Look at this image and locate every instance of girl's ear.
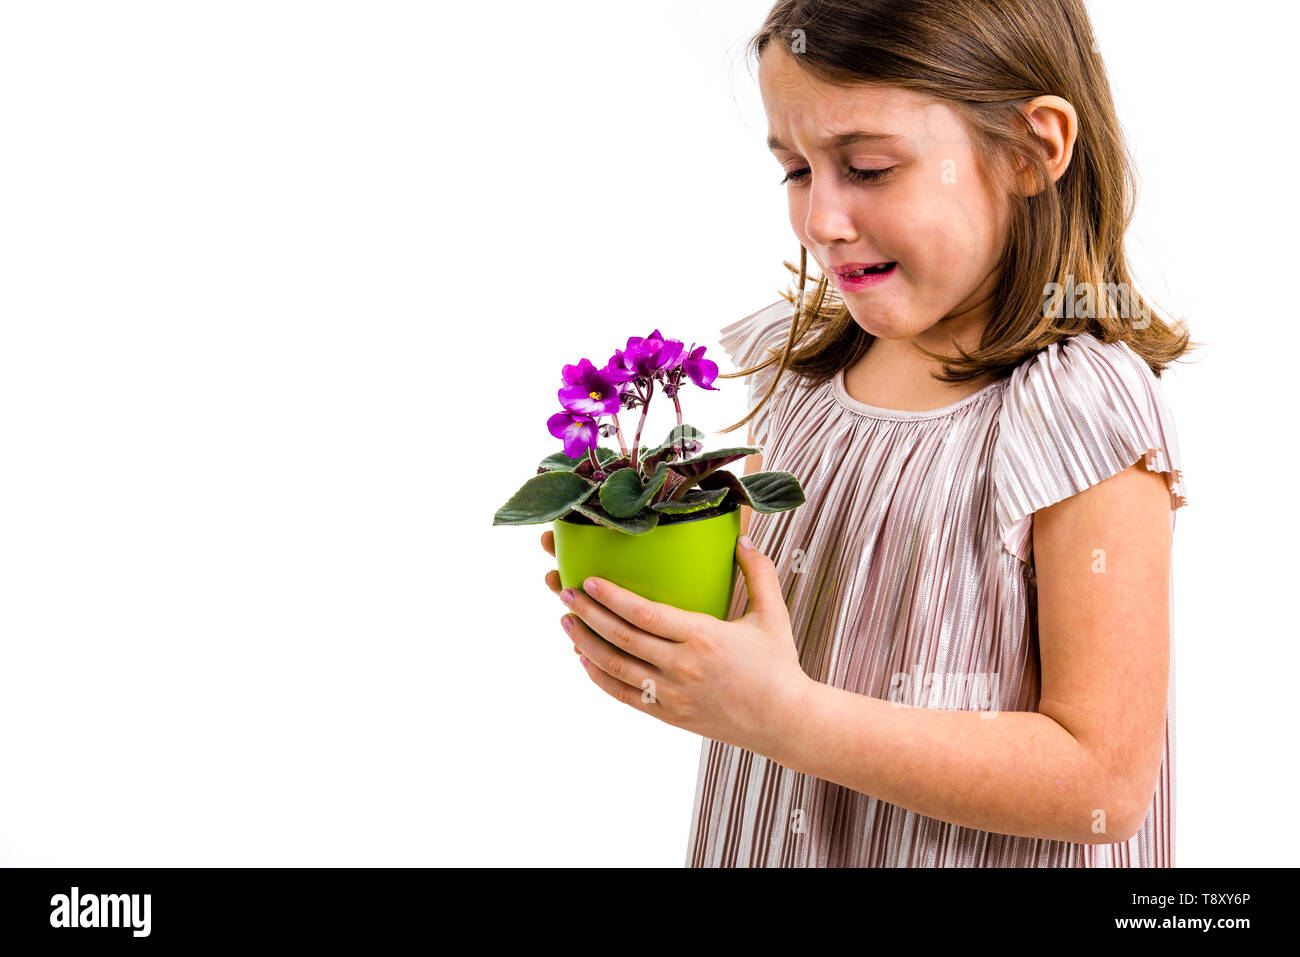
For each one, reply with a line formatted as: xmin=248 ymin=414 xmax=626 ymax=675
xmin=1014 ymin=95 xmax=1079 ymax=196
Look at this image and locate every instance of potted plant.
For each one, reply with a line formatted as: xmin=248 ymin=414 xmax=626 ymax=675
xmin=492 ymin=329 xmax=806 ymax=620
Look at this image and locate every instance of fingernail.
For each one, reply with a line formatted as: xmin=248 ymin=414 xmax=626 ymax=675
xmin=560 ymin=588 xmax=575 ymax=605
xmin=738 ymin=534 xmax=755 ymax=551
xmin=584 ymin=578 xmax=599 ymax=595
xmin=580 ymin=655 xmax=590 ymax=668
xmin=561 ymin=615 xmax=574 ymax=632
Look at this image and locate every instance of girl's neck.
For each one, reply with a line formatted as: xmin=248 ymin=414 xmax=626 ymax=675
xmin=842 ymin=303 xmax=1000 ymax=413
xmin=842 ymin=341 xmax=1003 ymax=413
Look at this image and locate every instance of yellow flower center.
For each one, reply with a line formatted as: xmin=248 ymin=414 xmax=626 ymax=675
xmin=589 ymin=390 xmax=602 ymax=400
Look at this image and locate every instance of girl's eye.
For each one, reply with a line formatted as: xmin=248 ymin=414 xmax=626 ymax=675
xmin=779 ymin=166 xmax=895 ymax=186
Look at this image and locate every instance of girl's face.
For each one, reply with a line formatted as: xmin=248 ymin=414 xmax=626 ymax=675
xmin=759 ymin=45 xmax=1011 ymax=343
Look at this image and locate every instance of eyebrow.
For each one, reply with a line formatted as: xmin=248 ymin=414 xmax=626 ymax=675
xmin=767 ymin=131 xmax=904 ymax=151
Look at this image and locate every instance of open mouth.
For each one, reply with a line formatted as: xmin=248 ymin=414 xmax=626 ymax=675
xmin=841 ymin=262 xmax=896 ymax=278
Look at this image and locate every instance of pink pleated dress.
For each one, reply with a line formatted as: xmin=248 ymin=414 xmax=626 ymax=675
xmin=686 ymin=295 xmax=1187 ymax=867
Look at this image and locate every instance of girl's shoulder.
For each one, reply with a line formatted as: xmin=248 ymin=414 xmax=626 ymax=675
xmin=717 ymin=296 xmax=799 ymax=370
xmin=992 ymin=332 xmax=1188 ymax=563
xmin=717 ymin=297 xmax=804 ymax=447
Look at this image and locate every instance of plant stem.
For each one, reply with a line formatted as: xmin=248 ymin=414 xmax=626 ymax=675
xmin=672 ymin=392 xmax=684 ymax=458
xmin=630 ymin=379 xmax=652 ymax=472
xmin=666 ymin=463 xmax=721 ymax=502
xmin=612 ymin=413 xmax=628 ymax=457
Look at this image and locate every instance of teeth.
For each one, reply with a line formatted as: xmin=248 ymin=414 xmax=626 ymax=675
xmin=845 ymin=263 xmax=891 ymax=277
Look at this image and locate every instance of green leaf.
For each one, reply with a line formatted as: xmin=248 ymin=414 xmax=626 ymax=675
xmin=570 ymin=500 xmax=661 ymax=535
xmin=650 ymin=486 xmax=729 ymax=514
xmin=493 ymin=470 xmax=597 ymax=525
xmin=665 ymin=446 xmax=761 ymax=487
xmin=643 ymin=424 xmax=706 ymax=463
xmin=536 ymin=446 xmax=621 ymax=473
xmin=740 ymin=470 xmax=806 ymax=514
xmin=697 ymin=468 xmax=749 ymax=506
xmin=598 ymin=462 xmax=670 ymax=518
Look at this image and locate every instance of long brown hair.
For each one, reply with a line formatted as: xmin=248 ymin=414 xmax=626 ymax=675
xmin=718 ymin=0 xmax=1200 ymax=439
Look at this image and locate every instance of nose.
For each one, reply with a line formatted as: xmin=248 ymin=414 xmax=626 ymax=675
xmin=802 ymin=173 xmax=859 ymax=248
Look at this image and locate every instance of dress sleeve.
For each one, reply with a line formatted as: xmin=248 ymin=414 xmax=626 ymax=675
xmin=716 ymin=298 xmax=799 ymax=448
xmin=991 ymin=332 xmax=1189 ymax=564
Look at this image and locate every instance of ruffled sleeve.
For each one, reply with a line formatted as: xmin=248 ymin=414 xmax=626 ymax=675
xmin=992 ymin=332 xmax=1189 ymax=564
xmin=717 ymin=298 xmax=800 ymax=448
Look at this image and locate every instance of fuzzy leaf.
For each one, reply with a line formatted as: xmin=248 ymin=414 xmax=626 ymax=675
xmin=642 ymin=424 xmax=707 ymax=467
xmin=494 ymin=470 xmax=597 ymax=525
xmin=666 ymin=446 xmax=762 ymax=483
xmin=740 ymin=470 xmax=806 ymax=514
xmin=651 ymin=486 xmax=729 ymax=514
xmin=698 ymin=468 xmax=750 ymax=506
xmin=598 ymin=462 xmax=670 ymax=518
xmin=570 ymin=499 xmax=661 ymax=535
xmin=537 ymin=446 xmax=621 ymax=473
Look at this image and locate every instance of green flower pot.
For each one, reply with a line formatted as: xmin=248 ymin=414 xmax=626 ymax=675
xmin=552 ymin=503 xmax=742 ymax=623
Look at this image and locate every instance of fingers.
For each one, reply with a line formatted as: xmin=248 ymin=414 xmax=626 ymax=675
xmin=578 ymin=576 xmax=694 ymax=642
xmin=541 ymin=530 xmax=561 ymax=595
xmin=541 ymin=529 xmax=578 ymax=652
xmin=564 ymin=613 xmax=661 ymax=693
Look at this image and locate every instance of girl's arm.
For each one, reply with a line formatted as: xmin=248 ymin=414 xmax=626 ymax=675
xmin=766 ymin=458 xmax=1172 ymax=845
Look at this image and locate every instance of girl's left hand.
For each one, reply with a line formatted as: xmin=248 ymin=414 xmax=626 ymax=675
xmin=554 ymin=535 xmax=812 ymax=756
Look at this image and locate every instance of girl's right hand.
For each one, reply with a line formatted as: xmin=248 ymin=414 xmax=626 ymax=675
xmin=541 ymin=530 xmax=583 ymax=655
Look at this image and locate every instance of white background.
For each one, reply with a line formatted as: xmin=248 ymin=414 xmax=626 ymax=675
xmin=0 ymin=0 xmax=1293 ymax=866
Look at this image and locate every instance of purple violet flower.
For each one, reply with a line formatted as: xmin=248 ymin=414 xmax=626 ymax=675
xmin=682 ymin=345 xmax=719 ymax=391
xmin=558 ymin=358 xmax=624 ymax=416
xmin=612 ymin=330 xmax=685 ymax=380
xmin=547 ymin=410 xmax=599 ymax=459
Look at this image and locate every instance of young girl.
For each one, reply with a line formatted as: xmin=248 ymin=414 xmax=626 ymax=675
xmin=544 ymin=0 xmax=1194 ymax=867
